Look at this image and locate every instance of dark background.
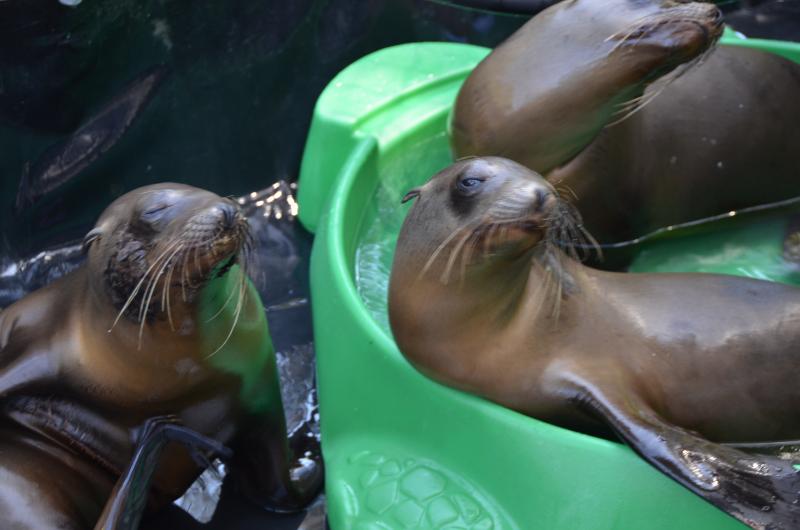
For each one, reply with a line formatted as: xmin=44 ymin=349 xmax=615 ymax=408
xmin=0 ymin=0 xmax=797 ymax=528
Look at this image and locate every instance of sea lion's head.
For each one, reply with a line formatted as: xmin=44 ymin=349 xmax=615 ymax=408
xmin=390 ymin=157 xmax=589 ymax=377
xmin=396 ymin=157 xmax=586 ymax=285
xmin=451 ymin=0 xmax=724 ymax=174
xmin=82 ymin=183 xmax=249 ymax=324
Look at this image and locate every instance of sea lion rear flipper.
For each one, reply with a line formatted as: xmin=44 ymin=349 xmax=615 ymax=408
xmin=94 ymin=416 xmax=232 ymax=530
xmin=552 ymin=371 xmax=800 ymax=530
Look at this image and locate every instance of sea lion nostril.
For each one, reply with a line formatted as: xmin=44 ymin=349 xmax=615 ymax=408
xmin=218 ymin=203 xmax=238 ymax=228
xmin=533 ymin=188 xmax=550 ymax=210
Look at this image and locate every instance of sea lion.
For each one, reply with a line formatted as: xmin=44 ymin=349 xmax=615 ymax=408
xmin=0 ymin=183 xmax=322 ymax=529
xmin=451 ymin=0 xmax=800 ymax=245
xmin=389 ymin=157 xmax=800 ymax=529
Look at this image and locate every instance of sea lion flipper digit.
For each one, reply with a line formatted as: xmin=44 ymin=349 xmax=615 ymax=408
xmin=94 ymin=416 xmax=232 ymax=530
xmin=556 ymin=371 xmax=800 ymax=528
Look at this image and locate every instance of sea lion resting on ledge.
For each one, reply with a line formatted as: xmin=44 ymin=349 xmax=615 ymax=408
xmin=0 ymin=183 xmax=321 ymax=529
xmin=390 ymin=157 xmax=800 ymax=529
xmin=451 ymin=0 xmax=800 ymax=246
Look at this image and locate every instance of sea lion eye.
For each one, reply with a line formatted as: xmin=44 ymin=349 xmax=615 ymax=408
xmin=82 ymin=227 xmax=103 ymax=253
xmin=143 ymin=204 xmax=170 ymax=217
xmin=457 ymin=177 xmax=484 ymax=193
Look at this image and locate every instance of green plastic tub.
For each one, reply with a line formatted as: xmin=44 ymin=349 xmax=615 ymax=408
xmin=297 ymin=32 xmax=800 ymax=530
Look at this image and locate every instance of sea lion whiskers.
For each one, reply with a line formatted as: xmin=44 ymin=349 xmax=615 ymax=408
xmin=162 ymin=247 xmax=179 ymax=331
xmin=204 ymin=266 xmax=248 ymax=359
xmin=109 ymin=238 xmax=183 ymax=333
xmin=139 ymin=240 xmax=185 ymax=324
xmin=179 ymin=229 xmax=207 ymax=299
xmin=138 ymin=241 xmax=187 ymax=349
xmin=418 ymin=220 xmax=481 ymax=281
xmin=180 ymin=234 xmax=196 ymax=302
xmin=609 ymin=90 xmax=663 ymax=126
xmin=545 ymin=199 xmax=600 ymax=262
xmin=554 ymin=184 xmax=578 ymax=203
xmin=603 ymin=6 xmax=722 ymax=127
xmin=441 ymin=224 xmax=481 ymax=284
xmin=227 ymin=219 xmax=253 ymax=283
xmin=606 ymin=45 xmax=712 ymax=128
xmin=458 ymin=228 xmax=484 ymax=287
xmin=204 ymin=267 xmax=243 ymax=323
xmin=606 ymin=4 xmax=720 ymax=52
xmin=191 ymin=237 xmax=204 ymax=278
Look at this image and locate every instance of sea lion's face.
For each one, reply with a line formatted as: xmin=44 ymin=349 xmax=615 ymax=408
xmin=83 ymin=183 xmax=248 ymax=321
xmin=401 ymin=157 xmax=560 ymax=281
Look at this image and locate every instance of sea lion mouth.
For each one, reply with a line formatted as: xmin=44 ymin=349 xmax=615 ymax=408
xmin=180 ymin=205 xmax=250 ymax=281
xmin=213 ymin=253 xmax=239 ymax=280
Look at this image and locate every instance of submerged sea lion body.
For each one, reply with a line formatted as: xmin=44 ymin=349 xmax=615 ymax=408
xmin=389 ymin=157 xmax=800 ymax=529
xmin=451 ymin=0 xmax=800 ymax=244
xmin=0 ymin=184 xmax=321 ymax=529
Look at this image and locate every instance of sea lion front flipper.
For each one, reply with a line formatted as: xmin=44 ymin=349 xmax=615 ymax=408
xmin=94 ymin=416 xmax=232 ymax=530
xmin=232 ymin=409 xmax=323 ymax=513
xmin=230 ymin=356 xmax=323 ymax=513
xmin=0 ymin=310 xmax=58 ymax=397
xmin=549 ymin=370 xmax=800 ymax=530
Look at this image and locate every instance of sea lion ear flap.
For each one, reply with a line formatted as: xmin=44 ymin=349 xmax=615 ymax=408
xmin=82 ymin=227 xmax=103 ymax=254
xmin=401 ymin=188 xmax=421 ymax=204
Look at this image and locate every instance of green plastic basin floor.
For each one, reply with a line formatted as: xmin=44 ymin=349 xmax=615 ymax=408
xmin=297 ymin=31 xmax=800 ymax=530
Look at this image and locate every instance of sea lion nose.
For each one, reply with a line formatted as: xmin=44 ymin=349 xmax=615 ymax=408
xmin=710 ymin=6 xmax=723 ymax=26
xmin=217 ymin=202 xmax=240 ymax=229
xmin=532 ymin=187 xmax=553 ymax=212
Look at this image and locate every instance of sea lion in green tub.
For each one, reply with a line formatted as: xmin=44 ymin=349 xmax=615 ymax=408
xmin=451 ymin=0 xmax=800 ymax=246
xmin=390 ymin=157 xmax=800 ymax=529
xmin=0 ymin=183 xmax=321 ymax=529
